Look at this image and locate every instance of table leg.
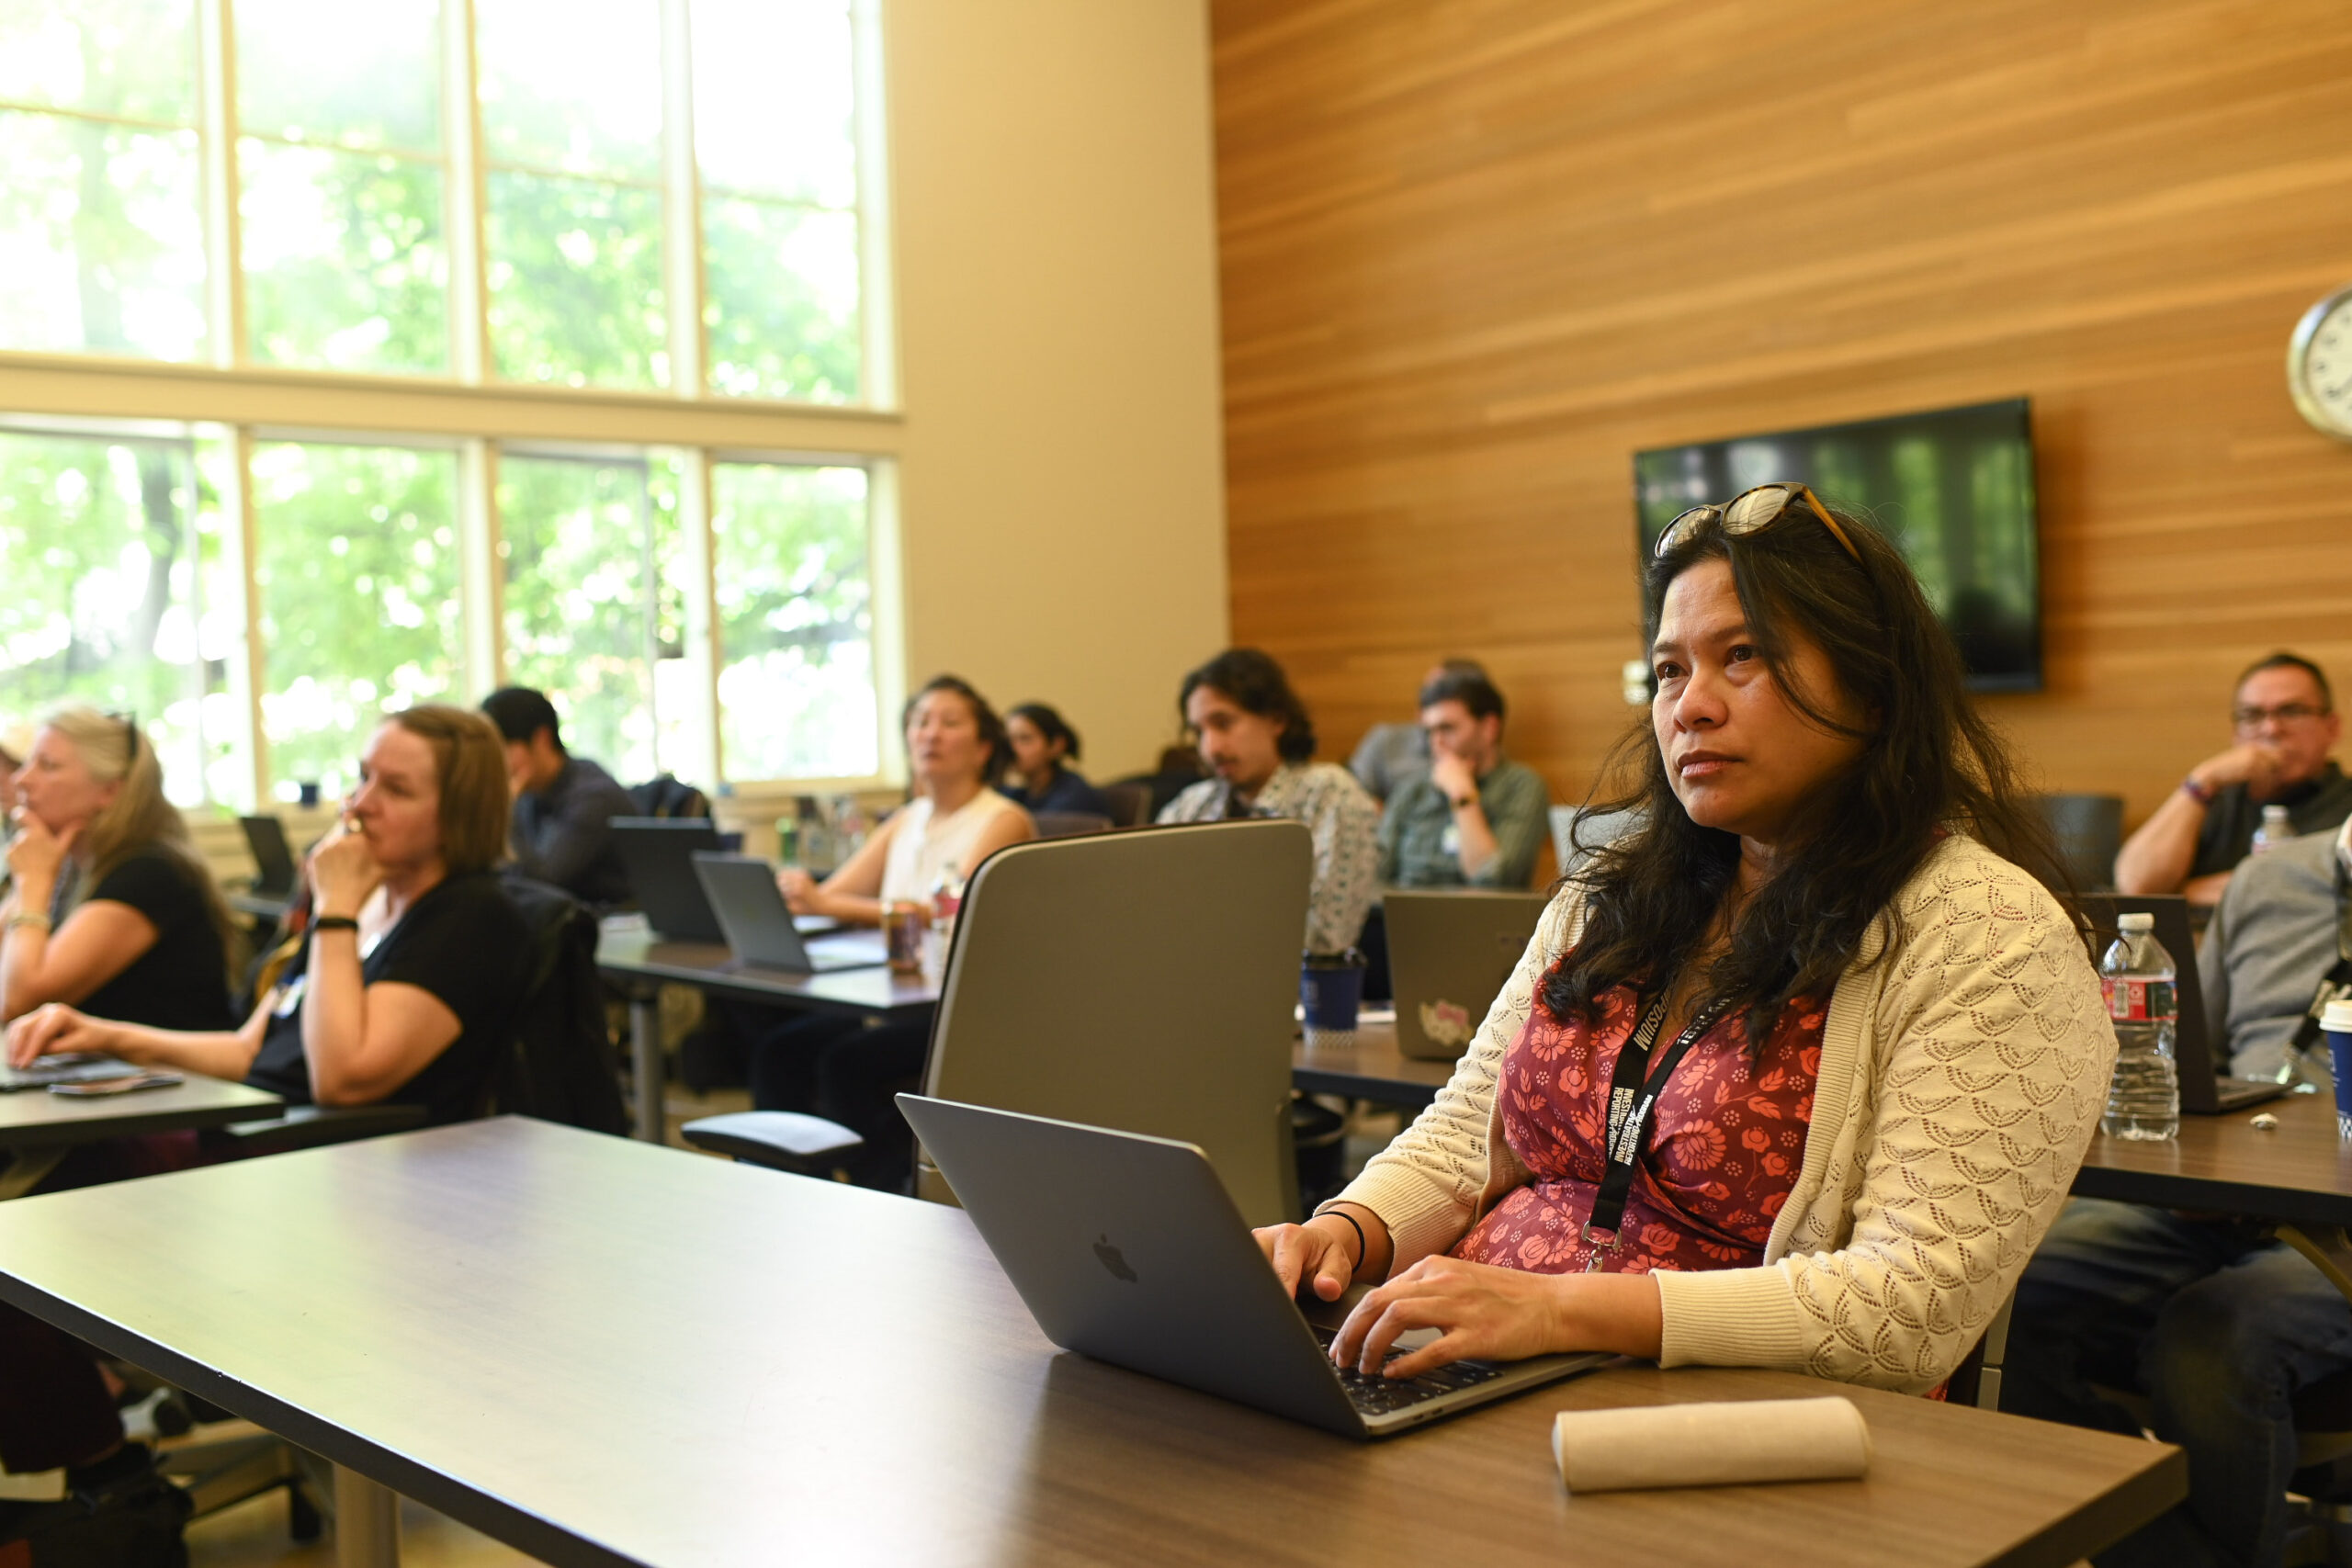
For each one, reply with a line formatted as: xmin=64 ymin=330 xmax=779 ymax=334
xmin=630 ymin=994 xmax=663 ymax=1144
xmin=332 ymin=1464 xmax=400 ymax=1568
xmin=0 ymin=1148 xmax=65 ymax=1202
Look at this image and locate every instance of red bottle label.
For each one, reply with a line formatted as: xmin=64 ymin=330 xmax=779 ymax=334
xmin=2102 ymin=977 xmax=2177 ymax=1022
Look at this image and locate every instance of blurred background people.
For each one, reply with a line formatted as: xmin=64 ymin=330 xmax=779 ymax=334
xmin=1376 ymin=666 xmax=1549 ymax=888
xmin=2 ymin=705 xmax=233 ymax=1032
xmin=1001 ymin=702 xmax=1113 ymax=819
xmin=481 ymin=686 xmax=638 ymax=908
xmin=1161 ymin=648 xmax=1377 ymax=955
xmin=2115 ymin=652 xmax=2352 ymax=904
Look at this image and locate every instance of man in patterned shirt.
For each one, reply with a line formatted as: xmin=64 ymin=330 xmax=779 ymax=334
xmin=1159 ymin=648 xmax=1378 ymax=955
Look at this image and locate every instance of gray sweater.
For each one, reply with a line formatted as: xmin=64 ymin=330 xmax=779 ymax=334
xmin=2199 ymin=828 xmax=2340 ymax=1081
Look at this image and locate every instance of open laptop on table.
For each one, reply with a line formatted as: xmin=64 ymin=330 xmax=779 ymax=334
xmin=897 ymin=1094 xmax=1606 ymax=1438
xmin=237 ymin=816 xmax=299 ymax=897
xmin=2078 ymin=894 xmax=2287 ymax=1114
xmin=690 ymin=853 xmax=887 ymax=975
xmin=1385 ymin=890 xmax=1548 ymax=1060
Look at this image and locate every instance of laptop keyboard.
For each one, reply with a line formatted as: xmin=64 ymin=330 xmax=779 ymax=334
xmin=1310 ymin=1324 xmax=1504 ymax=1416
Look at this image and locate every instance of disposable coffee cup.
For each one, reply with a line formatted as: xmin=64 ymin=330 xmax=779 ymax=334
xmin=2323 ymin=998 xmax=2352 ymax=1141
xmin=1301 ymin=950 xmax=1366 ymax=1044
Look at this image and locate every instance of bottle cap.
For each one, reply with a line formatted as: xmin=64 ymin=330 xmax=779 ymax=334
xmin=2324 ymin=998 xmax=2352 ymax=1035
xmin=2117 ymin=912 xmax=2154 ymax=932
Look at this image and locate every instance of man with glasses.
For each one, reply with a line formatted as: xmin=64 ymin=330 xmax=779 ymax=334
xmin=2115 ymin=652 xmax=2352 ymax=903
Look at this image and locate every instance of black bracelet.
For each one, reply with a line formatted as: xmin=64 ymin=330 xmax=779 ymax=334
xmin=311 ymin=916 xmax=360 ymax=933
xmin=1320 ymin=1207 xmax=1367 ymax=1273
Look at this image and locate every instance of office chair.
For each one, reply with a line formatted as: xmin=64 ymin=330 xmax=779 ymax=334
xmin=1095 ymin=781 xmax=1152 ymax=828
xmin=916 ymin=818 xmax=1312 ymax=1226
xmin=1031 ymin=810 xmax=1114 ymax=840
xmin=2031 ymin=793 xmax=2124 ymax=893
xmin=1549 ymin=805 xmax=1643 ymax=880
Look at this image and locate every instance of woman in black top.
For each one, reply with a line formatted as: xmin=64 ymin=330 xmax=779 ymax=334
xmin=1001 ymin=703 xmax=1114 ymax=819
xmin=2 ymin=706 xmax=233 ymax=1031
xmin=8 ymin=705 xmax=527 ymax=1122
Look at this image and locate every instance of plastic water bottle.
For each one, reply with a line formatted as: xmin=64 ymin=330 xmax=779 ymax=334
xmin=2251 ymin=804 xmax=2294 ymax=854
xmin=2100 ymin=911 xmax=2179 ymax=1141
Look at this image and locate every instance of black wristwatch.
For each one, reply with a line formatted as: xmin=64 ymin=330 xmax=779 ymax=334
xmin=1450 ymin=795 xmax=1476 ymax=811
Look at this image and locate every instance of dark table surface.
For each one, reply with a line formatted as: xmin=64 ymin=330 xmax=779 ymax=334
xmin=0 ymin=1073 xmax=283 ymax=1152
xmin=1292 ymin=1013 xmax=1459 ymax=1107
xmin=2071 ymin=1086 xmax=2352 ymax=1226
xmin=0 ymin=1116 xmax=2179 ymax=1568
xmin=596 ymin=926 xmax=937 ymax=1021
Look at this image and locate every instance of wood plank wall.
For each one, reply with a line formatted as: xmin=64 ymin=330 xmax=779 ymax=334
xmin=1210 ymin=0 xmax=2352 ymax=830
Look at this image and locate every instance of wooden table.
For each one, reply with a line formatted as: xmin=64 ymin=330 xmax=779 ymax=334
xmin=596 ymin=925 xmax=936 ymax=1142
xmin=0 ymin=1116 xmax=2180 ymax=1568
xmin=2071 ymin=1088 xmax=2352 ymax=1227
xmin=0 ymin=1074 xmax=283 ymax=1199
xmin=1292 ymin=1013 xmax=1458 ymax=1107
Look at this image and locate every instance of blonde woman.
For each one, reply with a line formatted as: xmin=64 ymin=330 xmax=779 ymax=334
xmin=2 ymin=706 xmax=234 ymax=1031
xmin=8 ymin=705 xmax=529 ymax=1124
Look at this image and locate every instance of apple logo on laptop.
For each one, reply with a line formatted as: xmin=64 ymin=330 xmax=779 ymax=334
xmin=1093 ymin=1234 xmax=1138 ymax=1283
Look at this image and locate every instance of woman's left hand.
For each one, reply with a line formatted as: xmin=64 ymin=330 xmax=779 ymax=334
xmin=308 ymin=816 xmax=386 ymax=919
xmin=1328 ymin=1255 xmax=1572 ymax=1380
xmin=4 ymin=807 xmax=74 ymax=896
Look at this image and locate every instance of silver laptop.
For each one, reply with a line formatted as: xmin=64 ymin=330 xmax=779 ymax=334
xmin=2078 ymin=894 xmax=2285 ymax=1114
xmin=689 ymin=853 xmax=888 ymax=974
xmin=1385 ymin=890 xmax=1548 ymax=1060
xmin=898 ymin=1094 xmax=1608 ymax=1438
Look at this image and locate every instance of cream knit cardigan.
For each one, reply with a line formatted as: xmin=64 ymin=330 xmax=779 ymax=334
xmin=1335 ymin=835 xmax=2114 ymax=1393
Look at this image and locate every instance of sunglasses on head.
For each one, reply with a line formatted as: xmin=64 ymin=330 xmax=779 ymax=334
xmin=1654 ymin=482 xmax=1861 ymax=565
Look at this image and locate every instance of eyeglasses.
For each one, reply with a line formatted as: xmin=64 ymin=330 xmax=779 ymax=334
xmin=2233 ymin=702 xmax=2329 ymax=728
xmin=1654 ymin=482 xmax=1862 ymax=565
xmin=107 ymin=710 xmax=138 ymax=763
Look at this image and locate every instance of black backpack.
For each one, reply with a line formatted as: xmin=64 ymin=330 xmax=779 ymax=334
xmin=626 ymin=774 xmax=710 ymax=820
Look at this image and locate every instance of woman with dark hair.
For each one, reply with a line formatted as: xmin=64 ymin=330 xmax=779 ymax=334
xmin=758 ymin=675 xmax=1035 ymax=1189
xmin=1254 ymin=485 xmax=2110 ymax=1396
xmin=1001 ymin=703 xmax=1114 ymax=819
xmin=777 ymin=675 xmax=1035 ymax=927
xmin=3 ymin=705 xmax=235 ymax=1032
xmin=1159 ymin=648 xmax=1378 ymax=954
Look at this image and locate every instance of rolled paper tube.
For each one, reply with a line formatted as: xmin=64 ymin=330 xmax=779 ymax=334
xmin=1551 ymin=1396 xmax=1871 ymax=1494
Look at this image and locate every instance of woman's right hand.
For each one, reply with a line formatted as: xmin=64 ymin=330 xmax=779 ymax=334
xmin=775 ymin=867 xmax=821 ymax=916
xmin=1254 ymin=1214 xmax=1369 ymax=1303
xmin=6 ymin=1002 xmax=121 ymax=1067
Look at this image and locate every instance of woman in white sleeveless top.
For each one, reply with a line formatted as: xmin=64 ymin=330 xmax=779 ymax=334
xmin=778 ymin=676 xmax=1034 ymax=923
xmin=756 ymin=676 xmax=1034 ymax=1190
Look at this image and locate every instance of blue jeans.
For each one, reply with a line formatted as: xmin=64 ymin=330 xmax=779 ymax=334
xmin=2003 ymin=1199 xmax=2352 ymax=1568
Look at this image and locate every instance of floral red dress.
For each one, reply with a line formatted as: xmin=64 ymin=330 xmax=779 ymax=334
xmin=1451 ymin=982 xmax=1826 ymax=1276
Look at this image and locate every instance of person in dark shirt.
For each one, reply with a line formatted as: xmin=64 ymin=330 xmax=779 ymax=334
xmin=480 ymin=685 xmax=637 ymax=908
xmin=8 ymin=705 xmax=527 ymax=1122
xmin=2 ymin=705 xmax=233 ymax=1032
xmin=1000 ymin=703 xmax=1114 ymax=819
xmin=2115 ymin=652 xmax=2352 ymax=905
xmin=0 ymin=705 xmax=526 ymax=1486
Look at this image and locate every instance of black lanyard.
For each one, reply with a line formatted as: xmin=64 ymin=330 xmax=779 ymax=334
xmin=1582 ymin=991 xmax=1726 ymax=1271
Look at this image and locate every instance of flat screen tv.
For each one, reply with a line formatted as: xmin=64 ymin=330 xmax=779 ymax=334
xmin=1632 ymin=398 xmax=2041 ymax=692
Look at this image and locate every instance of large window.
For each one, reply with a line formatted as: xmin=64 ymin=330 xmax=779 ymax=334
xmin=0 ymin=424 xmax=238 ymax=803
xmin=1 ymin=0 xmax=876 ymax=401
xmin=0 ymin=1 xmax=209 ymax=361
xmin=0 ymin=2 xmax=894 ymax=808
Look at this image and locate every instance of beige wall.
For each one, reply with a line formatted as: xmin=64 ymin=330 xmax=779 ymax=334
xmin=884 ymin=0 xmax=1229 ymax=782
